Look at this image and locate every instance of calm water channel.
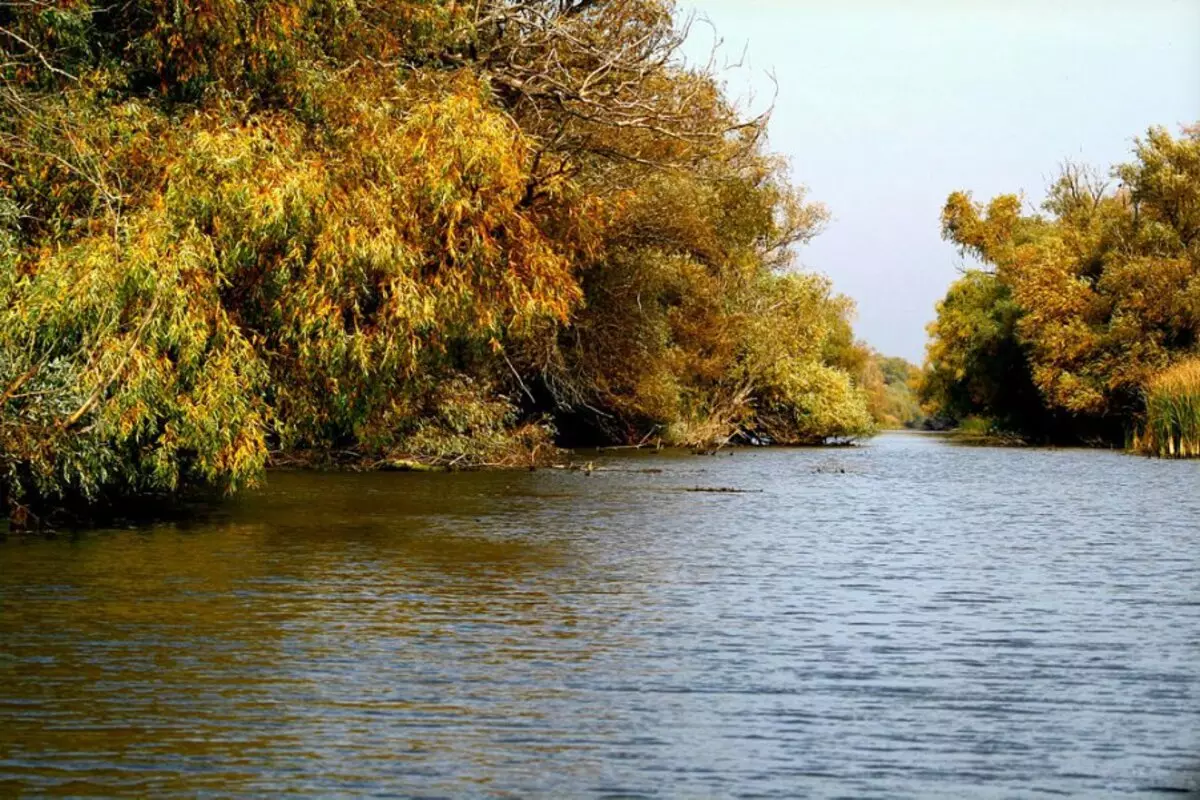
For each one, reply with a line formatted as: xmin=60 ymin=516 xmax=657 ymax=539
xmin=2 ymin=432 xmax=1199 ymax=797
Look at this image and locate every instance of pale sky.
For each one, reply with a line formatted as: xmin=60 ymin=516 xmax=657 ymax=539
xmin=681 ymin=0 xmax=1200 ymax=362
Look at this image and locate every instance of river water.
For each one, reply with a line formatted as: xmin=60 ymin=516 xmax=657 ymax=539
xmin=1 ymin=432 xmax=1198 ymax=797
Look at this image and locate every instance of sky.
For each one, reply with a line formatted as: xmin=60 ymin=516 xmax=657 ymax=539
xmin=680 ymin=0 xmax=1200 ymax=362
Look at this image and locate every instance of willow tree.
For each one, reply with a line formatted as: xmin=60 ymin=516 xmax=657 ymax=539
xmin=925 ymin=125 xmax=1200 ymax=442
xmin=467 ymin=1 xmax=871 ymax=445
xmin=2 ymin=0 xmax=874 ymax=521
xmin=530 ymin=155 xmax=872 ymax=446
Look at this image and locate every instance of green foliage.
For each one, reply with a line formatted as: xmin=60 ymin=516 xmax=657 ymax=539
xmin=1 ymin=0 xmax=877 ymax=520
xmin=859 ymin=353 xmax=924 ymax=429
xmin=878 ymin=356 xmax=916 ymax=387
xmin=536 ymin=167 xmax=873 ymax=448
xmin=920 ymin=271 xmax=1050 ymax=436
xmin=755 ymin=359 xmax=875 ymax=444
xmin=924 ymin=125 xmax=1200 ymax=448
xmin=0 ymin=214 xmax=269 ymax=520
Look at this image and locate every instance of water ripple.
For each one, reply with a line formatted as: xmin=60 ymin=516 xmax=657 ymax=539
xmin=2 ymin=432 xmax=1199 ymax=797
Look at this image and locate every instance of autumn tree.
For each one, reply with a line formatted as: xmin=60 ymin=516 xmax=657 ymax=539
xmin=924 ymin=125 xmax=1200 ymax=443
xmin=1 ymin=0 xmax=874 ymax=521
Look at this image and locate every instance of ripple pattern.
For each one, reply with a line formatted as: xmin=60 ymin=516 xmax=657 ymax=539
xmin=2 ymin=433 xmax=1199 ymax=797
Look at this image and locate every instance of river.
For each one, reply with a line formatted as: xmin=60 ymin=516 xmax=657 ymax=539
xmin=1 ymin=432 xmax=1198 ymax=797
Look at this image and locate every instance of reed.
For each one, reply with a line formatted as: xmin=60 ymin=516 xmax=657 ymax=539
xmin=1135 ymin=359 xmax=1200 ymax=458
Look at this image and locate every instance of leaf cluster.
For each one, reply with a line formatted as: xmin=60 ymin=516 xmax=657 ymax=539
xmin=1 ymin=0 xmax=874 ymax=519
xmin=924 ymin=125 xmax=1200 ymax=444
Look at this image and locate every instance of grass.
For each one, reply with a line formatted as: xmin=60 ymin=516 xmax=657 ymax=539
xmin=946 ymin=416 xmax=1029 ymax=447
xmin=1135 ymin=359 xmax=1200 ymax=458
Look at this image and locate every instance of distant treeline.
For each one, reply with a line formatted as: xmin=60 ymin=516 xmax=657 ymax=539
xmin=0 ymin=0 xmax=888 ymax=522
xmin=920 ymin=126 xmax=1200 ymax=456
xmin=847 ymin=351 xmax=924 ymax=431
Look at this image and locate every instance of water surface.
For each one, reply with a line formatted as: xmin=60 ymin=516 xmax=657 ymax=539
xmin=2 ymin=432 xmax=1199 ymax=797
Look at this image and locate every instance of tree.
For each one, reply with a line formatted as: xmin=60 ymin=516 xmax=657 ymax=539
xmin=925 ymin=125 xmax=1200 ymax=443
xmin=1 ymin=0 xmax=875 ymax=521
xmin=920 ymin=271 xmax=1052 ymax=436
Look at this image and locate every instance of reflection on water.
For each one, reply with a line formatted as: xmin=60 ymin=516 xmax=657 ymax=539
xmin=2 ymin=433 xmax=1199 ymax=797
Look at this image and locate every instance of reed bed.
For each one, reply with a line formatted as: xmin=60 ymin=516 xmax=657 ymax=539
xmin=1134 ymin=359 xmax=1200 ymax=458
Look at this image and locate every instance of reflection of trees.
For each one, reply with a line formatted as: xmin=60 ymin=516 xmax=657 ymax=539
xmin=0 ymin=468 xmax=655 ymax=793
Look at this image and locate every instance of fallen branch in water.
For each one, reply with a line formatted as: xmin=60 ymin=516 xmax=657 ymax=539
xmin=549 ymin=463 xmax=665 ymax=474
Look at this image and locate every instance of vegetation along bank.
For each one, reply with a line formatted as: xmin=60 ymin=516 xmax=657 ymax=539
xmin=920 ymin=126 xmax=1200 ymax=454
xmin=3 ymin=1 xmax=1190 ymax=525
xmin=0 ymin=0 xmax=899 ymax=523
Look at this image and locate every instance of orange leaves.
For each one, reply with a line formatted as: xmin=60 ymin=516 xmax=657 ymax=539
xmin=375 ymin=76 xmax=580 ymax=327
xmin=929 ymin=126 xmax=1200 ymax=438
xmin=135 ymin=67 xmax=584 ymax=452
xmin=540 ymin=145 xmax=863 ymax=447
xmin=1 ymin=0 xmax=880 ymax=513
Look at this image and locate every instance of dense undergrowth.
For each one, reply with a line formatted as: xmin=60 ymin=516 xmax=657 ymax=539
xmin=0 ymin=0 xmax=880 ymax=522
xmin=920 ymin=126 xmax=1200 ymax=453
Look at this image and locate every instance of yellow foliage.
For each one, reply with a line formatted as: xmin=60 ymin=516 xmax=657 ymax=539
xmin=1136 ymin=359 xmax=1200 ymax=458
xmin=0 ymin=0 xmax=879 ymax=520
xmin=931 ymin=126 xmax=1200 ymax=442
